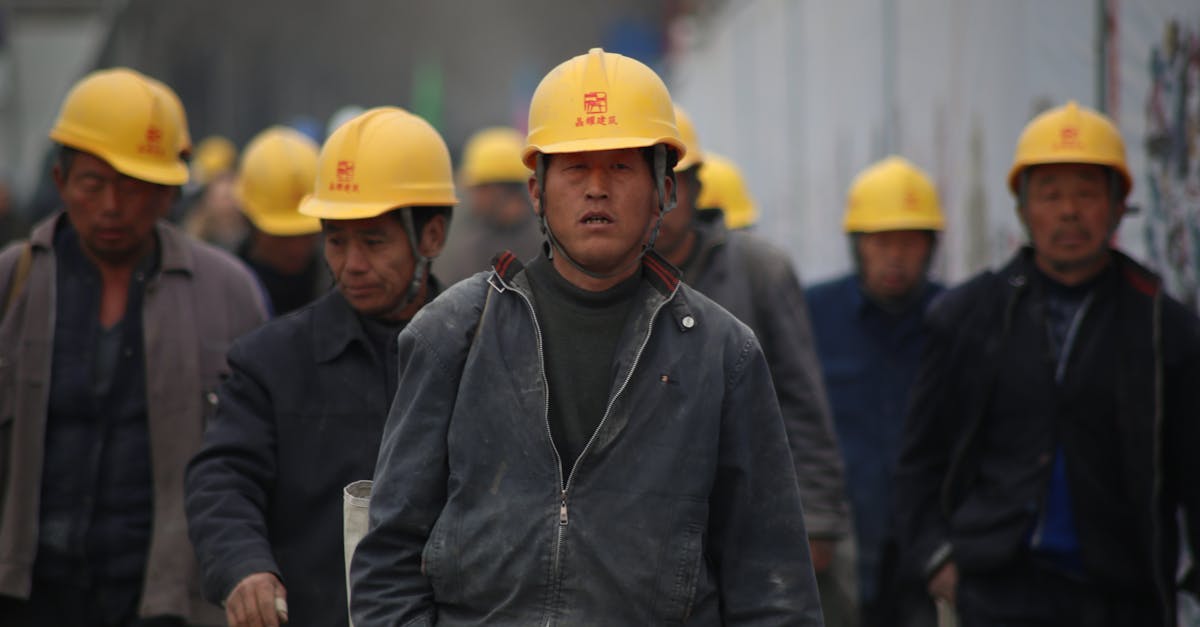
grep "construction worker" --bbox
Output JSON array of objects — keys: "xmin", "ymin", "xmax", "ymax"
[
  {"xmin": 351, "ymin": 48, "xmax": 822, "ymax": 624},
  {"xmin": 695, "ymin": 151, "xmax": 760, "ymax": 230},
  {"xmin": 894, "ymin": 101, "xmax": 1200, "ymax": 625},
  {"xmin": 0, "ymin": 68, "xmax": 267, "ymax": 626},
  {"xmin": 655, "ymin": 105, "xmax": 853, "ymax": 623},
  {"xmin": 438, "ymin": 126, "xmax": 542, "ymax": 284},
  {"xmin": 232, "ymin": 126, "xmax": 329, "ymax": 316},
  {"xmin": 806, "ymin": 156, "xmax": 945, "ymax": 626},
  {"xmin": 185, "ymin": 107, "xmax": 454, "ymax": 627}
]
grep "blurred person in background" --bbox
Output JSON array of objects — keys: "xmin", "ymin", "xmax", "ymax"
[
  {"xmin": 895, "ymin": 101, "xmax": 1200, "ymax": 626},
  {"xmin": 694, "ymin": 151, "xmax": 760, "ymax": 231},
  {"xmin": 0, "ymin": 67, "xmax": 267, "ymax": 627},
  {"xmin": 185, "ymin": 107, "xmax": 454, "ymax": 627},
  {"xmin": 807, "ymin": 156, "xmax": 945, "ymax": 627},
  {"xmin": 183, "ymin": 136, "xmax": 246, "ymax": 251},
  {"xmin": 0, "ymin": 175, "xmax": 30, "ymax": 246},
  {"xmin": 232, "ymin": 126, "xmax": 329, "ymax": 316},
  {"xmin": 656, "ymin": 104, "xmax": 853, "ymax": 625},
  {"xmin": 438, "ymin": 126, "xmax": 542, "ymax": 284}
]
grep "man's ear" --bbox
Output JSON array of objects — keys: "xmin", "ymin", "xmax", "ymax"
[
  {"xmin": 528, "ymin": 174, "xmax": 543, "ymax": 219},
  {"xmin": 52, "ymin": 163, "xmax": 66, "ymax": 193},
  {"xmin": 418, "ymin": 214, "xmax": 448, "ymax": 258}
]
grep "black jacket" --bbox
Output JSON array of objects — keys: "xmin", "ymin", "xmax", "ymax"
[
  {"xmin": 683, "ymin": 221, "xmax": 849, "ymax": 539},
  {"xmin": 185, "ymin": 289, "xmax": 400, "ymax": 627},
  {"xmin": 893, "ymin": 248, "xmax": 1200, "ymax": 624},
  {"xmin": 350, "ymin": 251, "xmax": 823, "ymax": 626}
]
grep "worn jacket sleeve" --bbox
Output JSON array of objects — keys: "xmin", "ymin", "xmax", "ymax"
[
  {"xmin": 753, "ymin": 253, "xmax": 849, "ymax": 539},
  {"xmin": 709, "ymin": 334, "xmax": 824, "ymax": 625},
  {"xmin": 892, "ymin": 297, "xmax": 962, "ymax": 579},
  {"xmin": 349, "ymin": 310, "xmax": 468, "ymax": 626},
  {"xmin": 184, "ymin": 339, "xmax": 282, "ymax": 604},
  {"xmin": 1163, "ymin": 298, "xmax": 1200, "ymax": 592}
]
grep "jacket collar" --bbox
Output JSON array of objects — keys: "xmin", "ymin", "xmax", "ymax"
[
  {"xmin": 489, "ymin": 249, "xmax": 681, "ymax": 297},
  {"xmin": 1001, "ymin": 246, "xmax": 1160, "ymax": 298},
  {"xmin": 312, "ymin": 289, "xmax": 373, "ymax": 364}
]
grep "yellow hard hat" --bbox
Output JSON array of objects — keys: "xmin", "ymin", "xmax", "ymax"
[
  {"xmin": 697, "ymin": 152, "xmax": 759, "ymax": 229},
  {"xmin": 299, "ymin": 106, "xmax": 457, "ymax": 220},
  {"xmin": 50, "ymin": 68, "xmax": 190, "ymax": 186},
  {"xmin": 843, "ymin": 156, "xmax": 944, "ymax": 233},
  {"xmin": 460, "ymin": 127, "xmax": 531, "ymax": 186},
  {"xmin": 194, "ymin": 135, "xmax": 238, "ymax": 186},
  {"xmin": 1007, "ymin": 100, "xmax": 1131, "ymax": 198},
  {"xmin": 673, "ymin": 105, "xmax": 704, "ymax": 172},
  {"xmin": 143, "ymin": 75, "xmax": 192, "ymax": 159},
  {"xmin": 523, "ymin": 48, "xmax": 685, "ymax": 168},
  {"xmin": 235, "ymin": 127, "xmax": 321, "ymax": 236}
]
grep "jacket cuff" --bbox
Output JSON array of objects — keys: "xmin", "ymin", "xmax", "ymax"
[
  {"xmin": 923, "ymin": 542, "xmax": 953, "ymax": 580},
  {"xmin": 216, "ymin": 556, "xmax": 282, "ymax": 605}
]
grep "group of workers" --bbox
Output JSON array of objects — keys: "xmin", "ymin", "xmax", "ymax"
[{"xmin": 0, "ymin": 43, "xmax": 1197, "ymax": 627}]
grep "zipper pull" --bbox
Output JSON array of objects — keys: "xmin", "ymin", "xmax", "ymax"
[{"xmin": 559, "ymin": 489, "xmax": 568, "ymax": 526}]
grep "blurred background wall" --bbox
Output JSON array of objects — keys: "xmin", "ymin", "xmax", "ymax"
[{"xmin": 1, "ymin": 0, "xmax": 1197, "ymax": 302}]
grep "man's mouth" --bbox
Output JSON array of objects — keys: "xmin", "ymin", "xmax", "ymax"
[{"xmin": 581, "ymin": 212, "xmax": 613, "ymax": 225}]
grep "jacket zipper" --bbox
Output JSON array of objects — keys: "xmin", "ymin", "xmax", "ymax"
[{"xmin": 506, "ymin": 277, "xmax": 676, "ymax": 625}]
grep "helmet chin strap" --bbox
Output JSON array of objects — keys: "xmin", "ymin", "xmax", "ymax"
[
  {"xmin": 535, "ymin": 146, "xmax": 677, "ymax": 281},
  {"xmin": 397, "ymin": 206, "xmax": 430, "ymax": 309}
]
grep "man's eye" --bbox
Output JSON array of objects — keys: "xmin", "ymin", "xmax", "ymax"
[{"xmin": 366, "ymin": 239, "xmax": 385, "ymax": 247}]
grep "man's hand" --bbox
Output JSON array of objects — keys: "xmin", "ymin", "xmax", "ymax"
[
  {"xmin": 809, "ymin": 539, "xmax": 835, "ymax": 574},
  {"xmin": 928, "ymin": 560, "xmax": 958, "ymax": 605},
  {"xmin": 225, "ymin": 572, "xmax": 288, "ymax": 627}
]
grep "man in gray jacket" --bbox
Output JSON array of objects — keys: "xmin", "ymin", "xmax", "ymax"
[
  {"xmin": 0, "ymin": 68, "xmax": 267, "ymax": 626},
  {"xmin": 351, "ymin": 48, "xmax": 823, "ymax": 625},
  {"xmin": 657, "ymin": 106, "xmax": 853, "ymax": 623}
]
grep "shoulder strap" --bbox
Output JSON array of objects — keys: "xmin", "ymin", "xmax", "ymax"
[{"xmin": 2, "ymin": 241, "xmax": 33, "ymax": 318}]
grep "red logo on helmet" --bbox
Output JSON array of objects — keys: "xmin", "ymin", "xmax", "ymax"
[
  {"xmin": 584, "ymin": 92, "xmax": 608, "ymax": 114},
  {"xmin": 138, "ymin": 125, "xmax": 165, "ymax": 156},
  {"xmin": 330, "ymin": 160, "xmax": 359, "ymax": 192},
  {"xmin": 1055, "ymin": 126, "xmax": 1082, "ymax": 150}
]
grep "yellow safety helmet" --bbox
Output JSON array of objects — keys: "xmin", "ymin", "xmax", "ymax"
[
  {"xmin": 673, "ymin": 105, "xmax": 704, "ymax": 172},
  {"xmin": 193, "ymin": 136, "xmax": 238, "ymax": 187},
  {"xmin": 143, "ymin": 75, "xmax": 193, "ymax": 159},
  {"xmin": 697, "ymin": 152, "xmax": 759, "ymax": 229},
  {"xmin": 523, "ymin": 47, "xmax": 685, "ymax": 168},
  {"xmin": 843, "ymin": 156, "xmax": 944, "ymax": 233},
  {"xmin": 299, "ymin": 106, "xmax": 457, "ymax": 220},
  {"xmin": 460, "ymin": 127, "xmax": 531, "ymax": 186},
  {"xmin": 1007, "ymin": 100, "xmax": 1131, "ymax": 198},
  {"xmin": 49, "ymin": 68, "xmax": 190, "ymax": 186},
  {"xmin": 235, "ymin": 127, "xmax": 321, "ymax": 236}
]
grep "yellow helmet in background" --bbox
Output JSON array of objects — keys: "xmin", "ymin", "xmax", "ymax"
[
  {"xmin": 672, "ymin": 105, "xmax": 704, "ymax": 172},
  {"xmin": 697, "ymin": 152, "xmax": 759, "ymax": 230},
  {"xmin": 523, "ymin": 47, "xmax": 685, "ymax": 168},
  {"xmin": 843, "ymin": 156, "xmax": 944, "ymax": 233},
  {"xmin": 49, "ymin": 67, "xmax": 190, "ymax": 186},
  {"xmin": 235, "ymin": 127, "xmax": 320, "ymax": 236},
  {"xmin": 460, "ymin": 127, "xmax": 531, "ymax": 186},
  {"xmin": 1007, "ymin": 100, "xmax": 1131, "ymax": 198},
  {"xmin": 299, "ymin": 106, "xmax": 457, "ymax": 220},
  {"xmin": 193, "ymin": 135, "xmax": 238, "ymax": 186}
]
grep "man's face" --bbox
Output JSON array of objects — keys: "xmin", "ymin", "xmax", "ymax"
[
  {"xmin": 655, "ymin": 167, "xmax": 697, "ymax": 259},
  {"xmin": 467, "ymin": 183, "xmax": 531, "ymax": 229},
  {"xmin": 323, "ymin": 212, "xmax": 444, "ymax": 320},
  {"xmin": 1019, "ymin": 163, "xmax": 1122, "ymax": 280},
  {"xmin": 856, "ymin": 230, "xmax": 933, "ymax": 302},
  {"xmin": 531, "ymin": 148, "xmax": 665, "ymax": 278},
  {"xmin": 54, "ymin": 151, "xmax": 173, "ymax": 266}
]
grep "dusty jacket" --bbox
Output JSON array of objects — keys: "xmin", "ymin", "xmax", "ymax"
[
  {"xmin": 351, "ymin": 251, "xmax": 823, "ymax": 626},
  {"xmin": 683, "ymin": 221, "xmax": 849, "ymax": 539},
  {"xmin": 893, "ymin": 248, "xmax": 1200, "ymax": 625},
  {"xmin": 0, "ymin": 213, "xmax": 268, "ymax": 623}
]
